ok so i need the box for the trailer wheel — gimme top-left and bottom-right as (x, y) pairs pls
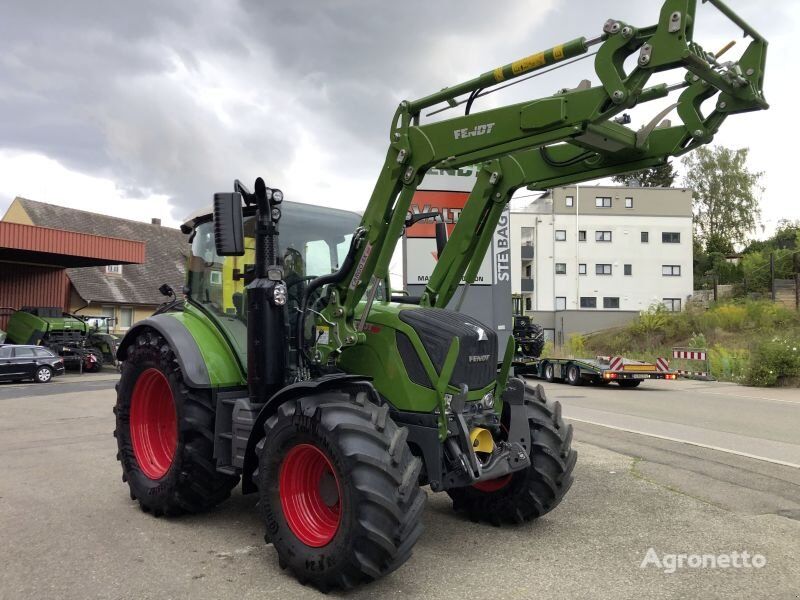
(256, 391), (425, 592)
(447, 382), (576, 524)
(618, 380), (641, 388)
(566, 364), (583, 386)
(114, 328), (239, 516)
(543, 362), (556, 382)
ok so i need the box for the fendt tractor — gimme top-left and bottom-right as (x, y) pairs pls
(113, 0), (767, 590)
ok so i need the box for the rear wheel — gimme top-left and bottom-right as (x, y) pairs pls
(256, 390), (425, 591)
(566, 364), (583, 386)
(34, 365), (53, 383)
(114, 329), (239, 515)
(447, 382), (576, 525)
(543, 362), (555, 382)
(618, 379), (641, 388)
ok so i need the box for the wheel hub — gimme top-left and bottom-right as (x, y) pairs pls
(279, 443), (342, 547)
(129, 368), (177, 480)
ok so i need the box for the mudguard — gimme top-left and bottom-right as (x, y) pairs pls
(241, 373), (375, 494)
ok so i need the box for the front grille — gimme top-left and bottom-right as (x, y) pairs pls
(399, 307), (497, 390)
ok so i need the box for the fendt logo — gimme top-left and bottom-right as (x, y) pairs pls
(468, 354), (491, 363)
(453, 123), (495, 140)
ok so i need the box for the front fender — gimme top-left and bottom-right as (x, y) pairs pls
(241, 374), (375, 494)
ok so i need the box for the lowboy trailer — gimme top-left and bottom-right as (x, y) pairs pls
(516, 355), (677, 388)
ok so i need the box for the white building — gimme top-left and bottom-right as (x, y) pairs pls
(511, 185), (693, 344)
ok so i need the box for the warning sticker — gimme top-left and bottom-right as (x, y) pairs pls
(316, 326), (330, 345)
(553, 44), (565, 60)
(511, 52), (546, 75)
(493, 67), (505, 82)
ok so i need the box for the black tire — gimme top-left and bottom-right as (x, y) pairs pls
(447, 382), (576, 525)
(34, 365), (53, 383)
(520, 323), (546, 358)
(566, 364), (583, 386)
(543, 362), (556, 382)
(256, 389), (425, 592)
(618, 379), (641, 388)
(114, 328), (239, 516)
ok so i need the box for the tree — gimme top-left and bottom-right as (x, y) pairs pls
(683, 146), (763, 250)
(612, 161), (676, 187)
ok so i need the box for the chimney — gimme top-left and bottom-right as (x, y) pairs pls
(151, 218), (161, 226)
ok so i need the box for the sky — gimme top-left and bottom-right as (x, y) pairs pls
(1, 0), (798, 237)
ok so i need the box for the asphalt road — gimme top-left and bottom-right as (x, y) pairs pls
(1, 379), (798, 599)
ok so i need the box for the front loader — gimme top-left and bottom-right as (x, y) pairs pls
(113, 0), (767, 591)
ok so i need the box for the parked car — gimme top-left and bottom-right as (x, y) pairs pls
(0, 344), (65, 383)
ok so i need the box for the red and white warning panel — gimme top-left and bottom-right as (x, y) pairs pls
(656, 357), (670, 372)
(673, 349), (707, 361)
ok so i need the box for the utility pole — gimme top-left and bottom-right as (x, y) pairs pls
(770, 252), (776, 302)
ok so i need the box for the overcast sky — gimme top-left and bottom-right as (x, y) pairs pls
(1, 0), (797, 237)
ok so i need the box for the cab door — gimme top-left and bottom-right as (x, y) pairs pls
(0, 346), (15, 379)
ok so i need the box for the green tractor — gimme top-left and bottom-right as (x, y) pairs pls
(5, 307), (104, 372)
(114, 0), (767, 590)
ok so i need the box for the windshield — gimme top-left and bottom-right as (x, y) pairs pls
(186, 202), (360, 363)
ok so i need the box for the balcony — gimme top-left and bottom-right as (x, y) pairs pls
(521, 244), (534, 260)
(521, 278), (534, 292)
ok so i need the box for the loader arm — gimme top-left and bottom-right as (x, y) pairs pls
(308, 0), (767, 364)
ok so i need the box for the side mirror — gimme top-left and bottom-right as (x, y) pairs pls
(213, 192), (245, 256)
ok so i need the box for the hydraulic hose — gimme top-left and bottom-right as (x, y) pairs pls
(296, 229), (365, 363)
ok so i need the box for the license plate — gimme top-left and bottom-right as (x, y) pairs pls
(632, 374), (648, 379)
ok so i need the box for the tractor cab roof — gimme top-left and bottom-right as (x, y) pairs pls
(180, 200), (361, 235)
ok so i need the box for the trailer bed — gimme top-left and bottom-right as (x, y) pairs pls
(514, 355), (676, 388)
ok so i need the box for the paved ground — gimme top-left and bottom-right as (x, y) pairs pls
(1, 378), (798, 599)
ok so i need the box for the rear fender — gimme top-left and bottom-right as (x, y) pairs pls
(118, 314), (219, 388)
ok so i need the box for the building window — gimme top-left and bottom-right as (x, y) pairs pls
(525, 264), (532, 277)
(555, 263), (567, 275)
(625, 197), (633, 209)
(624, 264), (632, 276)
(596, 263), (612, 275)
(641, 231), (649, 243)
(663, 298), (682, 312)
(555, 229), (567, 241)
(565, 196), (574, 207)
(555, 296), (566, 311)
(209, 270), (223, 285)
(578, 263), (587, 275)
(580, 297), (597, 308)
(513, 297), (523, 315)
(525, 297), (532, 311)
(521, 227), (534, 246)
(119, 307), (133, 329)
(662, 265), (681, 276)
(603, 297), (620, 309)
(106, 264), (122, 275)
(595, 197), (612, 208)
(578, 230), (587, 242)
(595, 230), (612, 242)
(662, 232), (681, 243)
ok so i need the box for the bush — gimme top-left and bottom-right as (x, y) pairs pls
(564, 333), (585, 358)
(708, 344), (748, 382)
(744, 337), (800, 387)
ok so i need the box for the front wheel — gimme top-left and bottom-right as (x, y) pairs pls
(447, 382), (577, 524)
(256, 390), (425, 592)
(34, 365), (53, 383)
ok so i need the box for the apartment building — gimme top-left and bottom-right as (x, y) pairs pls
(511, 185), (693, 344)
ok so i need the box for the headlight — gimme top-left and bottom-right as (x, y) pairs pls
(271, 207), (281, 221)
(272, 189), (283, 204)
(273, 283), (288, 306)
(482, 392), (494, 408)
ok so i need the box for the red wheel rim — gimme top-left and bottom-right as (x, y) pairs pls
(279, 443), (342, 547)
(130, 368), (177, 480)
(472, 474), (512, 493)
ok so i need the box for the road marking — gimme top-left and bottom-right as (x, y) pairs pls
(567, 416), (800, 470)
(691, 388), (800, 405)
